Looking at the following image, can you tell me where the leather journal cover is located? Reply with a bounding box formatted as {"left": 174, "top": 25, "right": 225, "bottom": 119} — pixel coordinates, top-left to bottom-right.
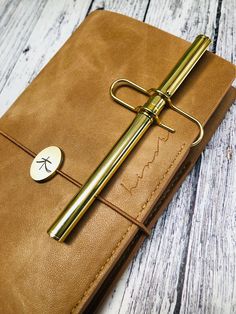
{"left": 0, "top": 10, "right": 235, "bottom": 314}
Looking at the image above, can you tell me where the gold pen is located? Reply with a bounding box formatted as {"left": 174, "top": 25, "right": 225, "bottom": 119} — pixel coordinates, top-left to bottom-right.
{"left": 47, "top": 34, "right": 211, "bottom": 242}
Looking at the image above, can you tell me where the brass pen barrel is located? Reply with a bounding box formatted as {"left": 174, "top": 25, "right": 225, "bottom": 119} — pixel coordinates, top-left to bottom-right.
{"left": 48, "top": 35, "right": 211, "bottom": 242}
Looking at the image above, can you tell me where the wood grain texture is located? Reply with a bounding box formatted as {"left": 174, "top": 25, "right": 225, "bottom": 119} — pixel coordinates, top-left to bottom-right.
{"left": 89, "top": 0, "right": 150, "bottom": 20}
{"left": 0, "top": 0, "right": 235, "bottom": 313}
{"left": 180, "top": 0, "right": 236, "bottom": 312}
{"left": 0, "top": 1, "right": 48, "bottom": 95}
{"left": 0, "top": 0, "right": 91, "bottom": 116}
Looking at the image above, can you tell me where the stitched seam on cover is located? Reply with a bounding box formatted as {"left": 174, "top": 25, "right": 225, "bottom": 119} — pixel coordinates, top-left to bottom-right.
{"left": 146, "top": 162, "right": 190, "bottom": 225}
{"left": 70, "top": 142, "right": 186, "bottom": 313}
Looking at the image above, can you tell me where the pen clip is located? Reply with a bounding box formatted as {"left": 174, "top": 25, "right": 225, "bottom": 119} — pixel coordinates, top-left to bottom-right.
{"left": 110, "top": 78, "right": 204, "bottom": 147}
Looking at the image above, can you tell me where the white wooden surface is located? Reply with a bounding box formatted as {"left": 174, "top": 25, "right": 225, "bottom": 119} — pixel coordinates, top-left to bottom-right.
{"left": 0, "top": 1, "right": 235, "bottom": 313}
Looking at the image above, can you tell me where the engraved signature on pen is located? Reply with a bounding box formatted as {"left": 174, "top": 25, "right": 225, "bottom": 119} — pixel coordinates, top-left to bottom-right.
{"left": 120, "top": 131, "right": 169, "bottom": 195}
{"left": 36, "top": 156, "right": 52, "bottom": 173}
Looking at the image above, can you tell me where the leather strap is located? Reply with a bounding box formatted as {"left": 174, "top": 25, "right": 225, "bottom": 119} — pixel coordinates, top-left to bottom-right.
{"left": 0, "top": 129, "right": 151, "bottom": 236}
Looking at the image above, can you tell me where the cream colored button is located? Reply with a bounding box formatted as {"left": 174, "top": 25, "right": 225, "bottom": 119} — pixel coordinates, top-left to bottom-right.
{"left": 30, "top": 146, "right": 63, "bottom": 182}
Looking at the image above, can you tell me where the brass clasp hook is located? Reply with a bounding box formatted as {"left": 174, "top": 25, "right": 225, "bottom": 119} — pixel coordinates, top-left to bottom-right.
{"left": 110, "top": 78, "right": 204, "bottom": 147}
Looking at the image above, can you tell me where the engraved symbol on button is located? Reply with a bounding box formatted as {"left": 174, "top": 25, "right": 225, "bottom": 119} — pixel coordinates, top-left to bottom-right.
{"left": 36, "top": 156, "right": 52, "bottom": 173}
{"left": 30, "top": 146, "right": 63, "bottom": 182}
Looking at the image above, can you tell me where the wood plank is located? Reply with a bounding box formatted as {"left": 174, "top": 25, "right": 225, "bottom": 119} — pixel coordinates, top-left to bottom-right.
{"left": 0, "top": 0, "right": 92, "bottom": 116}
{"left": 0, "top": 0, "right": 48, "bottom": 96}
{"left": 180, "top": 0, "right": 236, "bottom": 312}
{"left": 145, "top": 0, "right": 219, "bottom": 41}
{"left": 89, "top": 0, "right": 150, "bottom": 20}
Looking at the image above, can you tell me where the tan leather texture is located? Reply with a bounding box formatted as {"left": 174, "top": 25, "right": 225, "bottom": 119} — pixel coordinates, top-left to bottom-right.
{"left": 0, "top": 10, "right": 235, "bottom": 314}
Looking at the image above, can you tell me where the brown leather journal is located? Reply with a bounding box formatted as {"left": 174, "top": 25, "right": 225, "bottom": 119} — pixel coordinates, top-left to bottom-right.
{"left": 0, "top": 10, "right": 235, "bottom": 314}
